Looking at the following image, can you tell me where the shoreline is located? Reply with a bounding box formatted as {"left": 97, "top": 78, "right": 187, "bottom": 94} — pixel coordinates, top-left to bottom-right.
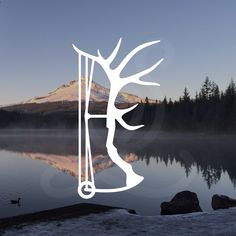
{"left": 1, "top": 203, "right": 236, "bottom": 235}
{"left": 0, "top": 203, "right": 128, "bottom": 230}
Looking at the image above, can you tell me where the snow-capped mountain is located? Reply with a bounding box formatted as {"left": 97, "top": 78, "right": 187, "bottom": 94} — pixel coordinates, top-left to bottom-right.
{"left": 26, "top": 78, "right": 148, "bottom": 104}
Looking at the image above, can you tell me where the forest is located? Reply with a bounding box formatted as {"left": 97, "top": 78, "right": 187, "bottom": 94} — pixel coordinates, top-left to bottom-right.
{"left": 126, "top": 77, "right": 236, "bottom": 133}
{"left": 0, "top": 110, "right": 77, "bottom": 129}
{"left": 0, "top": 77, "right": 235, "bottom": 133}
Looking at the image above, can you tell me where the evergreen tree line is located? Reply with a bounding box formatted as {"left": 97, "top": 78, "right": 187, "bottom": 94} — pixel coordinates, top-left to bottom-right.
{"left": 125, "top": 77, "right": 236, "bottom": 133}
{"left": 0, "top": 77, "right": 235, "bottom": 132}
{"left": 0, "top": 110, "right": 77, "bottom": 129}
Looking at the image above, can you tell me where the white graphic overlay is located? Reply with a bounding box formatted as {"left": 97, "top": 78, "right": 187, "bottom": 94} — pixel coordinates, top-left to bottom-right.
{"left": 73, "top": 38, "right": 163, "bottom": 199}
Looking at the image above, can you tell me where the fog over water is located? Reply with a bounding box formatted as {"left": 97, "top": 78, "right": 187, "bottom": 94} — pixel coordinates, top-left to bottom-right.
{"left": 0, "top": 129, "right": 236, "bottom": 217}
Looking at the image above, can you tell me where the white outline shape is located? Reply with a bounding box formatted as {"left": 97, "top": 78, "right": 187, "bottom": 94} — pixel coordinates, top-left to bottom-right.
{"left": 73, "top": 38, "right": 163, "bottom": 199}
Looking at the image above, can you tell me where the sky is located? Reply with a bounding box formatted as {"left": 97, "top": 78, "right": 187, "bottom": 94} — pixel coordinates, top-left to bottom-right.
{"left": 0, "top": 0, "right": 236, "bottom": 105}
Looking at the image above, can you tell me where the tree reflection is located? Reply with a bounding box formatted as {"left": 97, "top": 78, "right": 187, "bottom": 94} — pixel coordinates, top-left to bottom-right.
{"left": 0, "top": 132, "right": 235, "bottom": 189}
{"left": 126, "top": 135, "right": 236, "bottom": 189}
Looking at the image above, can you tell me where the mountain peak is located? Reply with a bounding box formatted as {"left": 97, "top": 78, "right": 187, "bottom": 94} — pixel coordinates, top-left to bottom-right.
{"left": 25, "top": 79, "right": 149, "bottom": 104}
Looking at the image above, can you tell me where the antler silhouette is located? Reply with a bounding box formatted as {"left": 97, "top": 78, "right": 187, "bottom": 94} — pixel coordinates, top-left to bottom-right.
{"left": 73, "top": 39, "right": 163, "bottom": 193}
{"left": 73, "top": 38, "right": 163, "bottom": 130}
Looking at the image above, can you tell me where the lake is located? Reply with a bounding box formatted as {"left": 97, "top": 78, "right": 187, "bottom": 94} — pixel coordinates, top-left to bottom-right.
{"left": 0, "top": 129, "right": 236, "bottom": 218}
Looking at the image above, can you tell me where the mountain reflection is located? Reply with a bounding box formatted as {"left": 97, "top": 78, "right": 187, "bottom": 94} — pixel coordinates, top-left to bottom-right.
{"left": 0, "top": 131, "right": 235, "bottom": 189}
{"left": 21, "top": 152, "right": 138, "bottom": 180}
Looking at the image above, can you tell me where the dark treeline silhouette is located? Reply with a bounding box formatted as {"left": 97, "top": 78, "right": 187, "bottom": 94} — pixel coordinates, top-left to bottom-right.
{"left": 0, "top": 77, "right": 235, "bottom": 132}
{"left": 0, "top": 110, "right": 77, "bottom": 129}
{"left": 125, "top": 77, "right": 236, "bottom": 133}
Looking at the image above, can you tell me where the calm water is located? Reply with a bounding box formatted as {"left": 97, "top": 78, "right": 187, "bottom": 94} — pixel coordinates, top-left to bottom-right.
{"left": 0, "top": 129, "right": 236, "bottom": 218}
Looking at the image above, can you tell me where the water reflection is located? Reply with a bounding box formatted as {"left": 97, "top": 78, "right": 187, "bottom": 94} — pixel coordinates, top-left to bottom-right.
{"left": 0, "top": 130, "right": 236, "bottom": 216}
{"left": 20, "top": 152, "right": 138, "bottom": 180}
{"left": 133, "top": 134, "right": 236, "bottom": 189}
{"left": 0, "top": 131, "right": 235, "bottom": 190}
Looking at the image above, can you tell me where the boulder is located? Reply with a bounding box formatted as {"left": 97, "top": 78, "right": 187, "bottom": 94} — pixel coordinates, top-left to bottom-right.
{"left": 212, "top": 194, "right": 236, "bottom": 210}
{"left": 161, "top": 191, "right": 202, "bottom": 215}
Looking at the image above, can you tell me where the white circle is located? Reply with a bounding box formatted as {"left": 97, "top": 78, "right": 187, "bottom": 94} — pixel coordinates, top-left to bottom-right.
{"left": 78, "top": 181, "right": 96, "bottom": 199}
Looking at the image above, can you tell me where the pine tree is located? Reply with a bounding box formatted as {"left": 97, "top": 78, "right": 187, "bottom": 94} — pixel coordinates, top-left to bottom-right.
{"left": 211, "top": 81, "right": 220, "bottom": 101}
{"left": 200, "top": 76, "right": 212, "bottom": 100}
{"left": 225, "top": 79, "right": 236, "bottom": 97}
{"left": 182, "top": 87, "right": 191, "bottom": 102}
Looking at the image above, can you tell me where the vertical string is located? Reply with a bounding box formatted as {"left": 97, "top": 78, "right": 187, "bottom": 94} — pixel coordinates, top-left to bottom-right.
{"left": 88, "top": 60, "right": 94, "bottom": 101}
{"left": 85, "top": 56, "right": 88, "bottom": 185}
{"left": 78, "top": 53, "right": 81, "bottom": 184}
{"left": 87, "top": 59, "right": 95, "bottom": 185}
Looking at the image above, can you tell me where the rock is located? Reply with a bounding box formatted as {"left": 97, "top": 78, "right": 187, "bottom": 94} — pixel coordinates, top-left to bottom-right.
{"left": 161, "top": 191, "right": 202, "bottom": 215}
{"left": 128, "top": 209, "right": 136, "bottom": 214}
{"left": 212, "top": 194, "right": 236, "bottom": 210}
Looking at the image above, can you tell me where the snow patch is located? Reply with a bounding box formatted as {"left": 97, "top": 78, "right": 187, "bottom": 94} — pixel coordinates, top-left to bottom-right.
{"left": 4, "top": 208, "right": 236, "bottom": 235}
{"left": 24, "top": 78, "right": 151, "bottom": 104}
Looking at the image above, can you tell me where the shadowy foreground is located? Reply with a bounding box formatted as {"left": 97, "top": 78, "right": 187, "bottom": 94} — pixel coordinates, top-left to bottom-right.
{"left": 1, "top": 203, "right": 236, "bottom": 235}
